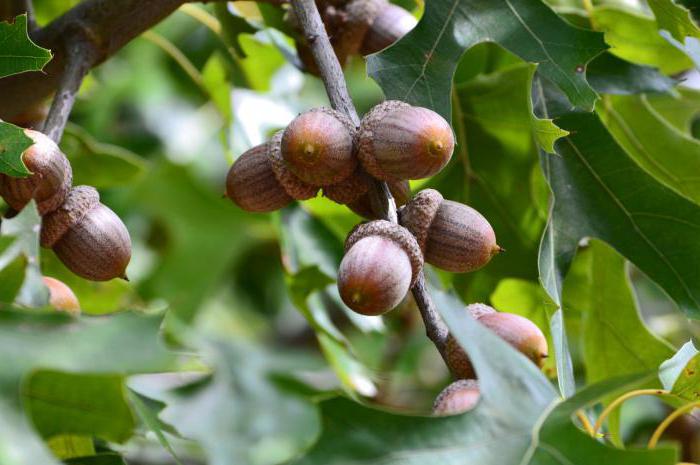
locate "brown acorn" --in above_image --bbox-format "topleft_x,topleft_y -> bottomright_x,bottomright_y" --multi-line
346,179 -> 410,218
445,304 -> 548,379
358,101 -> 454,181
41,186 -> 131,281
43,276 -> 80,314
338,220 -> 422,315
281,108 -> 356,186
0,129 -> 72,216
399,189 -> 500,273
359,3 -> 417,55
432,379 -> 481,416
225,142 -> 293,212
268,130 -> 319,201
322,168 -> 371,205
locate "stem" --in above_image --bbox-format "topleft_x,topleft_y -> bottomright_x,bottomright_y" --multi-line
593,389 -> 669,435
42,35 -> 97,143
648,401 -> 700,449
289,0 -> 450,363
576,410 -> 595,436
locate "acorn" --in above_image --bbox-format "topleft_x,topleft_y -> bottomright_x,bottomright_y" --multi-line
281,108 -> 356,186
0,129 -> 72,216
399,189 -> 500,272
42,276 -> 80,314
338,220 -> 422,315
346,179 -> 410,218
359,2 -> 417,55
445,304 -> 548,379
358,101 -> 454,181
225,141 -> 293,212
268,130 -> 319,201
322,168 -> 371,205
432,379 -> 481,416
40,186 -> 131,281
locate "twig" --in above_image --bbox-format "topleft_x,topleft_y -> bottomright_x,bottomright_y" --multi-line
0,0 -> 191,121
290,0 -> 450,366
43,35 -> 96,142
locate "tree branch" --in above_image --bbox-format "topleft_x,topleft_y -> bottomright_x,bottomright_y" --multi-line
290,0 -> 450,366
43,36 -> 96,142
0,0 -> 36,28
0,0 -> 190,121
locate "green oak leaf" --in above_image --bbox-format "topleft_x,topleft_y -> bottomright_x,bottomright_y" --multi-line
580,241 -> 673,384
647,0 -> 700,42
0,121 -> 32,177
586,53 -> 675,95
645,88 -> 700,135
538,110 -> 700,320
0,202 -> 48,307
660,31 -> 700,70
159,339 -> 320,465
599,94 -> 700,205
291,291 -> 676,465
659,341 -> 700,401
367,0 -> 607,120
591,6 -> 693,74
22,371 -> 136,443
0,14 -> 52,78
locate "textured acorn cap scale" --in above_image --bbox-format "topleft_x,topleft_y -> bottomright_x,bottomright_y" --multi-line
358,101 -> 454,181
282,108 -> 357,186
0,129 -> 72,216
226,142 -> 293,212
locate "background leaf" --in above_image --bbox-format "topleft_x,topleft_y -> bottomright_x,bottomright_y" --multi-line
0,121 -> 32,176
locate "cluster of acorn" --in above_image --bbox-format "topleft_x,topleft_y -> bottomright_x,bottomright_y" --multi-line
225,99 -> 547,417
289,0 -> 417,75
0,129 -> 132,284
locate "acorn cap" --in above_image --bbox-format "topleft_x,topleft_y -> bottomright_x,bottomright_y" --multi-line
226,142 -> 292,212
360,3 -> 417,56
40,185 -> 100,248
467,302 -> 496,320
281,107 -> 357,186
0,129 -> 72,216
432,379 -> 480,416
345,219 -> 423,286
398,188 -> 442,251
268,130 -> 319,200
322,168 -> 371,205
358,101 -> 454,181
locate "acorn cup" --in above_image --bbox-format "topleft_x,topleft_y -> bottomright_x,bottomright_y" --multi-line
281,108 -> 357,186
225,141 -> 293,212
445,304 -> 548,379
358,101 -> 454,181
40,186 -> 131,282
0,129 -> 72,216
432,379 -> 481,416
399,189 -> 501,273
338,220 -> 423,316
